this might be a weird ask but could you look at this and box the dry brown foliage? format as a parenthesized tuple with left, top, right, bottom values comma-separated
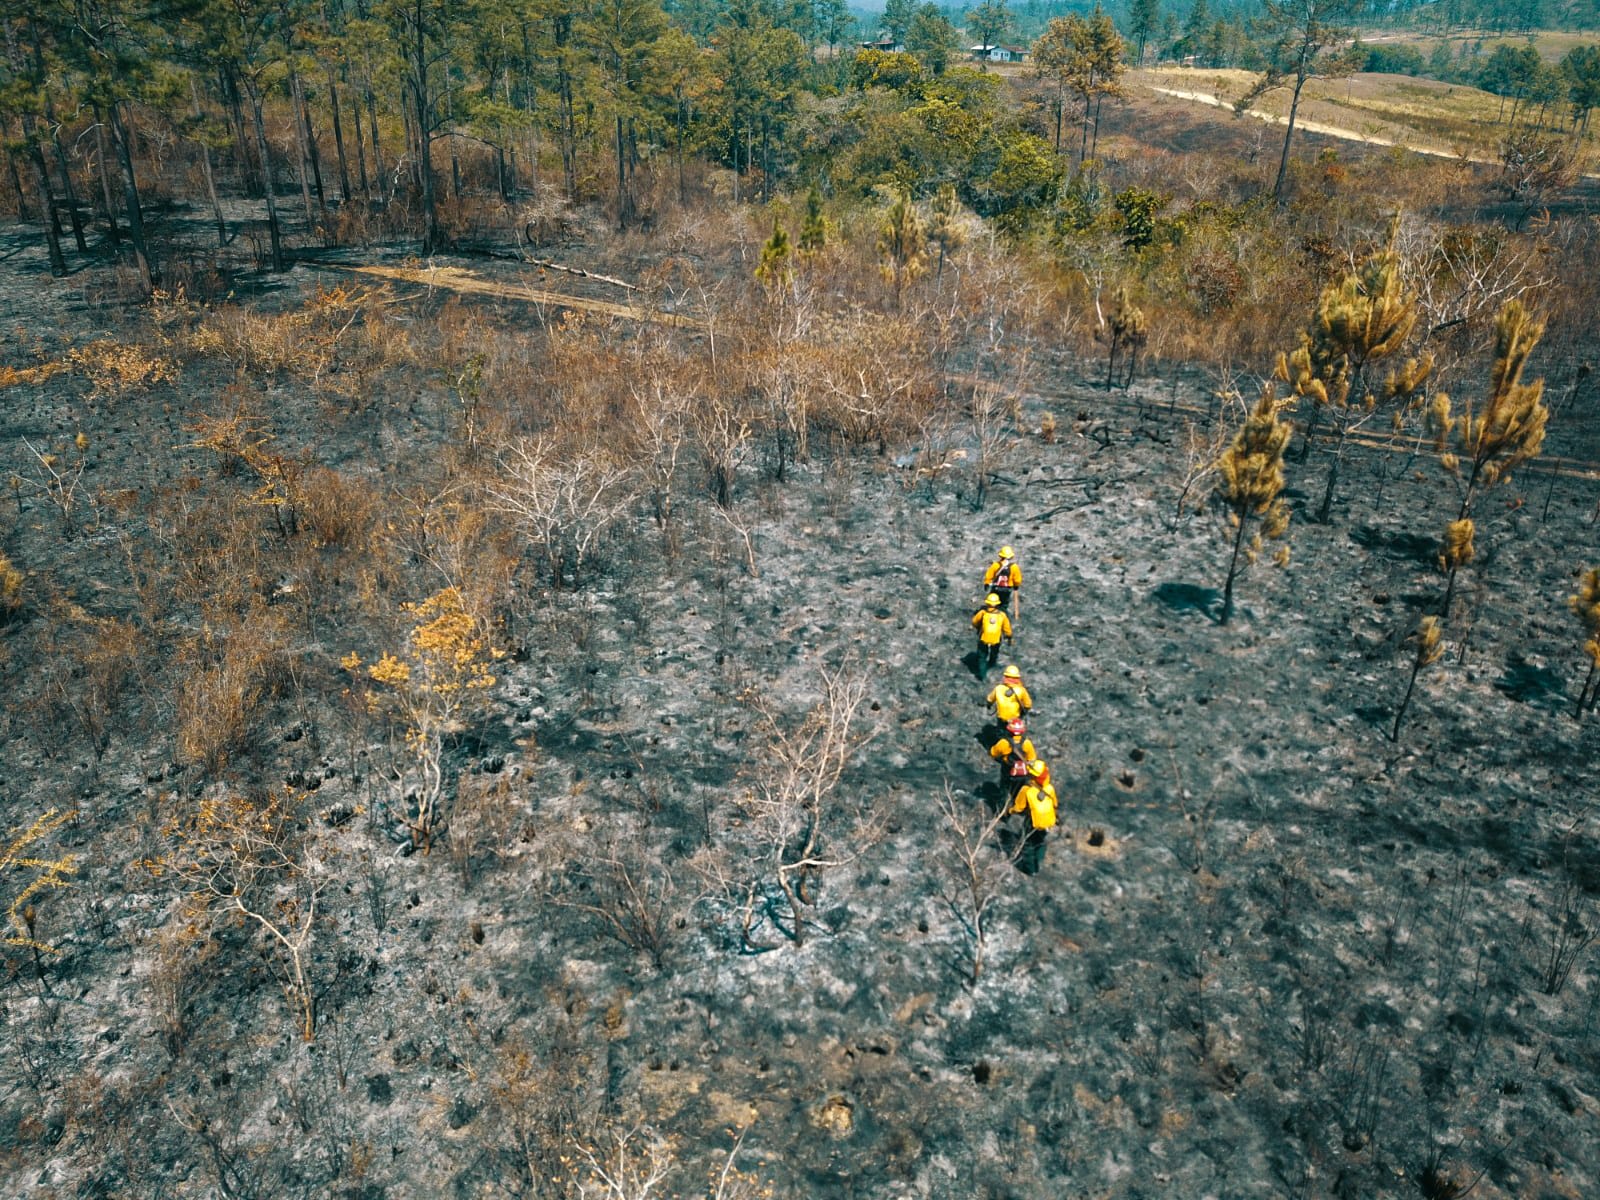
(175, 605, 294, 777)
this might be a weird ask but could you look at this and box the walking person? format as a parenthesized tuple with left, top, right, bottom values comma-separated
(986, 664, 1032, 733)
(971, 593, 1012, 681)
(989, 717, 1037, 800)
(983, 545, 1022, 616)
(1012, 761, 1058, 875)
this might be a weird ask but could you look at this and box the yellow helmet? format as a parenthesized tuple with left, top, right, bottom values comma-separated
(1028, 758, 1048, 777)
(1000, 545, 1014, 559)
(985, 593, 1001, 607)
(1002, 664, 1021, 680)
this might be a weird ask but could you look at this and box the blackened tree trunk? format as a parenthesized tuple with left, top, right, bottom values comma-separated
(23, 19, 88, 252)
(222, 66, 258, 194)
(191, 76, 229, 246)
(245, 81, 286, 271)
(288, 64, 321, 233)
(351, 92, 370, 197)
(25, 138, 68, 274)
(326, 67, 352, 201)
(107, 101, 154, 293)
(91, 108, 121, 247)
(5, 145, 29, 221)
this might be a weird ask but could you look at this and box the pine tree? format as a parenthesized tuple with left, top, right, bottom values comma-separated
(1279, 216, 1432, 523)
(1429, 299, 1548, 622)
(877, 187, 925, 309)
(968, 0, 1012, 58)
(1391, 616, 1443, 741)
(1235, 0, 1359, 202)
(927, 181, 963, 284)
(1130, 0, 1160, 63)
(756, 216, 793, 291)
(1031, 8, 1125, 162)
(798, 185, 826, 252)
(1215, 384, 1293, 624)
(1567, 567, 1600, 720)
(1099, 287, 1146, 390)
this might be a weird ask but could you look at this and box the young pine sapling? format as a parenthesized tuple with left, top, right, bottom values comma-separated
(1430, 299, 1549, 623)
(1568, 567, 1600, 720)
(1215, 384, 1293, 624)
(1391, 615, 1444, 742)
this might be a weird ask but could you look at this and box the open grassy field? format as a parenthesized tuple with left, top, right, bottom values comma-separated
(1360, 25, 1600, 62)
(1133, 65, 1584, 161)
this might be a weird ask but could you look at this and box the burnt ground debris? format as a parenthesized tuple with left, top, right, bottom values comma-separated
(0, 219, 1598, 1199)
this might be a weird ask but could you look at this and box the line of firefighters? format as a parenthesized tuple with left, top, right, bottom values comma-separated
(971, 546, 1058, 875)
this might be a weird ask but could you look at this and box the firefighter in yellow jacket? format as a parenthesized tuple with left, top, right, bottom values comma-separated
(971, 593, 1012, 681)
(989, 717, 1037, 798)
(1012, 760, 1058, 874)
(983, 545, 1022, 614)
(986, 664, 1032, 724)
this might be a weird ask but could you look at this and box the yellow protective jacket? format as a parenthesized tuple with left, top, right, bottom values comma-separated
(1013, 782, 1058, 830)
(986, 682, 1032, 720)
(989, 735, 1037, 764)
(984, 559, 1022, 589)
(972, 608, 1012, 646)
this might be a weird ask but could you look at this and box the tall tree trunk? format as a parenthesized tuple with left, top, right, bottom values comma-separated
(25, 138, 67, 275)
(5, 146, 29, 222)
(326, 67, 352, 202)
(222, 66, 257, 194)
(558, 43, 577, 197)
(351, 91, 370, 197)
(49, 133, 88, 253)
(191, 77, 228, 247)
(446, 89, 461, 200)
(246, 82, 286, 272)
(288, 65, 321, 235)
(1273, 71, 1309, 203)
(614, 113, 629, 230)
(108, 101, 154, 293)
(300, 76, 327, 202)
(365, 75, 384, 197)
(25, 18, 88, 252)
(1078, 85, 1092, 165)
(91, 108, 121, 246)
(676, 97, 686, 205)
(410, 6, 441, 255)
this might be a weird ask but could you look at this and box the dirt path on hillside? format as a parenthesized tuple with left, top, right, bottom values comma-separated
(327, 262, 701, 327)
(1146, 85, 1494, 163)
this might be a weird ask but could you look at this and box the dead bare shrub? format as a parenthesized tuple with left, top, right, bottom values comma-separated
(152, 788, 325, 1041)
(694, 662, 877, 950)
(553, 840, 682, 970)
(490, 437, 639, 588)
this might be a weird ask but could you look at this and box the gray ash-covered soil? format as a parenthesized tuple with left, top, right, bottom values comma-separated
(1, 223, 1599, 1200)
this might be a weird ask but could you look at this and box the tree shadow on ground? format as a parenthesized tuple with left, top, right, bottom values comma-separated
(1151, 581, 1222, 620)
(1350, 524, 1441, 564)
(1494, 653, 1571, 712)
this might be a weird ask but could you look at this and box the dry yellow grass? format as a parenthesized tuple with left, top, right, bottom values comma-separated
(1133, 65, 1548, 159)
(339, 264, 701, 328)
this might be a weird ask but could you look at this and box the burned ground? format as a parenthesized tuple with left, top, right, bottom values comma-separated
(1, 197, 1598, 1200)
